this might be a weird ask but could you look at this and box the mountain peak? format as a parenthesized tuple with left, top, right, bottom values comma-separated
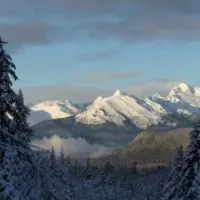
(29, 99, 82, 125)
(177, 82, 190, 90)
(94, 96, 103, 103)
(113, 89, 123, 96)
(169, 82, 193, 96)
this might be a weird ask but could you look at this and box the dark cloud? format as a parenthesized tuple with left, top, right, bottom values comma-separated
(1, 0, 200, 49)
(73, 13, 200, 42)
(0, 21, 60, 51)
(8, 0, 198, 18)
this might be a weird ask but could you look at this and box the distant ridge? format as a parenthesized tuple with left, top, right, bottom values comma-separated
(92, 127, 190, 168)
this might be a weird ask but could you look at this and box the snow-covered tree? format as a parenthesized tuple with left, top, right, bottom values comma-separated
(194, 167, 200, 199)
(0, 37, 34, 199)
(60, 146, 65, 166)
(15, 89, 33, 144)
(0, 36, 18, 154)
(178, 123, 200, 200)
(49, 146, 56, 172)
(162, 145, 184, 200)
(58, 147, 74, 200)
(36, 150, 52, 200)
(163, 122, 200, 200)
(115, 175, 133, 200)
(83, 158, 93, 180)
(0, 150, 36, 200)
(94, 162, 116, 200)
(45, 147, 60, 199)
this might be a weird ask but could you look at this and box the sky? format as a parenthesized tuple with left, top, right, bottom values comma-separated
(1, 0, 200, 103)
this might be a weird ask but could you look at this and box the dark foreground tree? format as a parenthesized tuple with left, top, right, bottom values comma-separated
(163, 122, 200, 200)
(162, 146, 184, 200)
(0, 37, 34, 199)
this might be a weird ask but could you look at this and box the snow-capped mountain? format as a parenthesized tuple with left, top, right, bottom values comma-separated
(30, 82, 200, 129)
(76, 82, 200, 129)
(76, 90, 170, 129)
(153, 82, 200, 116)
(29, 100, 84, 125)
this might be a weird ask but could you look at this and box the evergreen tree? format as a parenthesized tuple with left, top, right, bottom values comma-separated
(116, 174, 132, 200)
(0, 37, 34, 199)
(60, 146, 65, 166)
(84, 158, 93, 180)
(194, 167, 200, 199)
(46, 147, 59, 200)
(162, 145, 184, 200)
(0, 36, 18, 155)
(49, 146, 56, 172)
(36, 150, 53, 200)
(96, 162, 116, 200)
(163, 122, 200, 200)
(15, 89, 33, 145)
(58, 147, 73, 200)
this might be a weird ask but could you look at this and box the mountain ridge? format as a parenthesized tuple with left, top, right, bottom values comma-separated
(29, 82, 200, 129)
(92, 127, 190, 167)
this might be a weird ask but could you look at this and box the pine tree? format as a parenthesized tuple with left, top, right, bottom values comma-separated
(46, 147, 59, 199)
(36, 150, 53, 200)
(49, 146, 56, 172)
(0, 36, 18, 156)
(164, 122, 200, 200)
(84, 158, 93, 180)
(15, 89, 33, 144)
(177, 123, 200, 200)
(58, 147, 74, 200)
(116, 174, 132, 200)
(95, 161, 116, 200)
(60, 146, 65, 166)
(0, 37, 34, 199)
(194, 167, 200, 199)
(162, 145, 184, 200)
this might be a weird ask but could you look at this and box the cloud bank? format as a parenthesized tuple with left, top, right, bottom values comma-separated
(80, 70, 138, 82)
(18, 85, 112, 104)
(18, 79, 180, 104)
(1, 0, 200, 50)
(126, 79, 180, 97)
(32, 135, 115, 158)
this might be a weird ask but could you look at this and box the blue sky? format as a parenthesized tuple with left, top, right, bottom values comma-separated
(13, 40, 200, 88)
(1, 0, 200, 102)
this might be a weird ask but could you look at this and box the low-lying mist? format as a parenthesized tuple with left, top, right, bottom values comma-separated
(32, 135, 115, 158)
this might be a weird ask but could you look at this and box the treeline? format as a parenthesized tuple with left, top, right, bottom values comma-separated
(33, 147, 167, 200)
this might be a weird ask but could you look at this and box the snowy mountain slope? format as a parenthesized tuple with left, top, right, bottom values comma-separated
(29, 100, 84, 125)
(76, 82, 200, 129)
(153, 82, 200, 115)
(76, 90, 171, 129)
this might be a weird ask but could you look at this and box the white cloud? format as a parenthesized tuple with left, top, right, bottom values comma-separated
(32, 135, 115, 158)
(126, 79, 180, 97)
(19, 79, 181, 104)
(80, 70, 139, 83)
(17, 85, 112, 104)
